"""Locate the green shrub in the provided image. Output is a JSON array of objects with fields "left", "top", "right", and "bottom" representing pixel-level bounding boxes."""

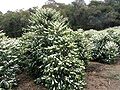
[
  {"left": 102, "top": 41, "right": 119, "bottom": 63},
  {"left": 106, "top": 27, "right": 120, "bottom": 51},
  {"left": 0, "top": 33, "right": 20, "bottom": 89},
  {"left": 20, "top": 8, "right": 86, "bottom": 90},
  {"left": 83, "top": 28, "right": 120, "bottom": 63},
  {"left": 0, "top": 7, "right": 119, "bottom": 90},
  {"left": 38, "top": 51, "right": 85, "bottom": 90},
  {"left": 71, "top": 30, "right": 92, "bottom": 65}
]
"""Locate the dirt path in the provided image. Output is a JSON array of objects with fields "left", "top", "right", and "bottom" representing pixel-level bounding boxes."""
[{"left": 86, "top": 62, "right": 120, "bottom": 90}]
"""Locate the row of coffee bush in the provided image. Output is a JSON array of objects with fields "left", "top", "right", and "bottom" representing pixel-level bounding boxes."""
[
  {"left": 0, "top": 8, "right": 86, "bottom": 90},
  {"left": 71, "top": 27, "right": 120, "bottom": 64},
  {"left": 0, "top": 33, "right": 20, "bottom": 89},
  {"left": 81, "top": 27, "right": 120, "bottom": 63},
  {"left": 19, "top": 8, "right": 86, "bottom": 90},
  {"left": 0, "top": 8, "right": 120, "bottom": 90}
]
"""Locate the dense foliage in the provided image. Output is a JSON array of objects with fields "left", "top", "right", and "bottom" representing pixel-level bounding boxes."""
[
  {"left": 0, "top": 33, "right": 20, "bottom": 89},
  {"left": 20, "top": 8, "right": 86, "bottom": 90},
  {"left": 0, "top": 7, "right": 120, "bottom": 90},
  {"left": 0, "top": 7, "right": 37, "bottom": 38},
  {"left": 1, "top": 10, "right": 30, "bottom": 38},
  {"left": 71, "top": 30, "right": 92, "bottom": 65},
  {"left": 80, "top": 27, "right": 120, "bottom": 63},
  {"left": 43, "top": 0, "right": 120, "bottom": 30},
  {"left": 0, "top": 0, "right": 120, "bottom": 37}
]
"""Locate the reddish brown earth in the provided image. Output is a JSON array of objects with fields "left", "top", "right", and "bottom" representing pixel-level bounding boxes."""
[
  {"left": 14, "top": 61, "right": 120, "bottom": 90},
  {"left": 14, "top": 73, "right": 47, "bottom": 90},
  {"left": 86, "top": 61, "right": 120, "bottom": 90}
]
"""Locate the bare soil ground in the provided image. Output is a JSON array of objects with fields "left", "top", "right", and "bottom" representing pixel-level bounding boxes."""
[
  {"left": 86, "top": 61, "right": 120, "bottom": 90},
  {"left": 14, "top": 73, "right": 47, "bottom": 90}
]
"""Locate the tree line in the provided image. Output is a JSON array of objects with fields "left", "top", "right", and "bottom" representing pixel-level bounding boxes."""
[
  {"left": 0, "top": 0, "right": 120, "bottom": 38},
  {"left": 0, "top": 7, "right": 37, "bottom": 38}
]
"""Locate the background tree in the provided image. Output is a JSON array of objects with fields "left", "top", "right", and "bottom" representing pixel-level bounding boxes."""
[
  {"left": 0, "top": 0, "right": 120, "bottom": 38},
  {"left": 0, "top": 11, "right": 3, "bottom": 30},
  {"left": 105, "top": 0, "right": 120, "bottom": 3},
  {"left": 64, "top": 0, "right": 120, "bottom": 30},
  {"left": 1, "top": 10, "right": 30, "bottom": 38}
]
